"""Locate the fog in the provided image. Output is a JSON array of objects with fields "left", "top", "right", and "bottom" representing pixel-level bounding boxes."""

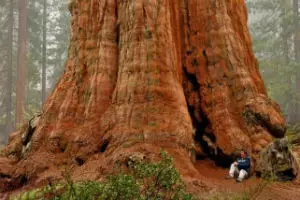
[
  {"left": 0, "top": 0, "right": 299, "bottom": 145},
  {"left": 247, "top": 0, "right": 300, "bottom": 124}
]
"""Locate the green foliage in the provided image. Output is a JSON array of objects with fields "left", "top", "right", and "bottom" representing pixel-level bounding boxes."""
[
  {"left": 128, "top": 151, "right": 192, "bottom": 200},
  {"left": 286, "top": 124, "right": 300, "bottom": 149},
  {"left": 13, "top": 151, "right": 194, "bottom": 200}
]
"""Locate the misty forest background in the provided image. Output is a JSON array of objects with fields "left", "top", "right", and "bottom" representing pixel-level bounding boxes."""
[{"left": 0, "top": 0, "right": 300, "bottom": 144}]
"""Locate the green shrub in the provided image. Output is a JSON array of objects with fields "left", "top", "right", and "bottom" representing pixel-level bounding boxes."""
[{"left": 12, "top": 151, "right": 194, "bottom": 200}]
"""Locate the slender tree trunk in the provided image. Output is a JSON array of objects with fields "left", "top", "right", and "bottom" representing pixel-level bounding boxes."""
[
  {"left": 42, "top": 0, "right": 47, "bottom": 104},
  {"left": 294, "top": 0, "right": 300, "bottom": 122},
  {"left": 281, "top": 0, "right": 290, "bottom": 65},
  {"left": 6, "top": 0, "right": 14, "bottom": 135},
  {"left": 0, "top": 0, "right": 287, "bottom": 191},
  {"left": 281, "top": 0, "right": 294, "bottom": 123},
  {"left": 16, "top": 0, "right": 28, "bottom": 127}
]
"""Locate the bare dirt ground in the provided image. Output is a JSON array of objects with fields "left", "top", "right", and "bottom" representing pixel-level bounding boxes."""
[{"left": 194, "top": 159, "right": 300, "bottom": 200}]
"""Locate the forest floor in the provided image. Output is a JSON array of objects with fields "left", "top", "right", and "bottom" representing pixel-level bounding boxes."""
[
  {"left": 1, "top": 158, "right": 300, "bottom": 200},
  {"left": 194, "top": 159, "right": 300, "bottom": 200}
]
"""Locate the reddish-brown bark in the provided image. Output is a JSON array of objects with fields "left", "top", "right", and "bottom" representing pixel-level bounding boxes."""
[{"left": 0, "top": 0, "right": 287, "bottom": 193}]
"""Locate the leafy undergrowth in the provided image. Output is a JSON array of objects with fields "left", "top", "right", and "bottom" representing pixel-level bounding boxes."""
[
  {"left": 286, "top": 124, "right": 300, "bottom": 162},
  {"left": 12, "top": 151, "right": 194, "bottom": 200},
  {"left": 286, "top": 123, "right": 300, "bottom": 145}
]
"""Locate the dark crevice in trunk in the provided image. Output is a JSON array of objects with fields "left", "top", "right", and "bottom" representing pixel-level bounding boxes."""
[
  {"left": 183, "top": 68, "right": 213, "bottom": 160},
  {"left": 22, "top": 119, "right": 36, "bottom": 146},
  {"left": 183, "top": 67, "right": 234, "bottom": 167},
  {"left": 183, "top": 68, "right": 199, "bottom": 90},
  {"left": 18, "top": 175, "right": 28, "bottom": 187},
  {"left": 2, "top": 175, "right": 29, "bottom": 192},
  {"left": 73, "top": 157, "right": 85, "bottom": 166},
  {"left": 59, "top": 146, "right": 67, "bottom": 153},
  {"left": 99, "top": 139, "right": 110, "bottom": 153},
  {"left": 0, "top": 174, "right": 11, "bottom": 179},
  {"left": 213, "top": 148, "right": 234, "bottom": 168},
  {"left": 276, "top": 169, "right": 296, "bottom": 181},
  {"left": 190, "top": 107, "right": 217, "bottom": 161}
]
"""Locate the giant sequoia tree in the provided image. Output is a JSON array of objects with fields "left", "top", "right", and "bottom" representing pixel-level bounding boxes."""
[{"left": 0, "top": 0, "right": 287, "bottom": 192}]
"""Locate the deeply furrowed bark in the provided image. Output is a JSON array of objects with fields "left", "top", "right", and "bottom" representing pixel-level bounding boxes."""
[
  {"left": 182, "top": 0, "right": 286, "bottom": 164},
  {"left": 0, "top": 0, "right": 286, "bottom": 193}
]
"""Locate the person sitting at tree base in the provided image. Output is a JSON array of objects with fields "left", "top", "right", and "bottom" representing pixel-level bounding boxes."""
[{"left": 226, "top": 150, "right": 251, "bottom": 182}]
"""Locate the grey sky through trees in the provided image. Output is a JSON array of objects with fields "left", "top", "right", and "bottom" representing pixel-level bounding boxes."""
[{"left": 0, "top": 0, "right": 70, "bottom": 144}]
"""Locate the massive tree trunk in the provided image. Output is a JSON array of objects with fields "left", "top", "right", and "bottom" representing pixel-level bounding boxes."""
[
  {"left": 15, "top": 0, "right": 28, "bottom": 127},
  {"left": 1, "top": 0, "right": 286, "bottom": 193}
]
